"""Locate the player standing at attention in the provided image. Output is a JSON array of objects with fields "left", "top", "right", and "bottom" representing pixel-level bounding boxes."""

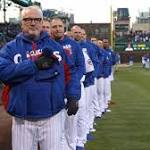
[
  {"left": 0, "top": 6, "right": 81, "bottom": 150},
  {"left": 50, "top": 18, "right": 85, "bottom": 150}
]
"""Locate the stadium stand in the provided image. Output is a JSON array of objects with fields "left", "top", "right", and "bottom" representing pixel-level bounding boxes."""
[{"left": 0, "top": 23, "right": 21, "bottom": 48}]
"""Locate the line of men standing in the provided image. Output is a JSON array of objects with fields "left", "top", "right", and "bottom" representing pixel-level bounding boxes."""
[
  {"left": 42, "top": 17, "right": 117, "bottom": 150},
  {"left": 0, "top": 6, "right": 117, "bottom": 150}
]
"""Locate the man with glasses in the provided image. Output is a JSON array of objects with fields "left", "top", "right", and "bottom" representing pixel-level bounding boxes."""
[{"left": 0, "top": 6, "right": 81, "bottom": 150}]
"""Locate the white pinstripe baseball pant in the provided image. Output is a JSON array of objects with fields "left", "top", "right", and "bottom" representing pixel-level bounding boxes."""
[{"left": 12, "top": 109, "right": 65, "bottom": 150}]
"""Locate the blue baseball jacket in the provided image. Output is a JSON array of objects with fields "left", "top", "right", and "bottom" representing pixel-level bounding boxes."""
[
  {"left": 55, "top": 35, "right": 85, "bottom": 81},
  {"left": 0, "top": 32, "right": 81, "bottom": 119},
  {"left": 103, "top": 48, "right": 116, "bottom": 78},
  {"left": 79, "top": 41, "right": 96, "bottom": 87},
  {"left": 86, "top": 40, "right": 101, "bottom": 78}
]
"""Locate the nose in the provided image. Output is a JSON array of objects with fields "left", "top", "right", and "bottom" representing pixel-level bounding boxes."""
[{"left": 31, "top": 21, "right": 36, "bottom": 25}]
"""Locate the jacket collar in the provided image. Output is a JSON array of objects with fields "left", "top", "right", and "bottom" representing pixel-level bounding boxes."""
[{"left": 16, "top": 31, "right": 49, "bottom": 43}]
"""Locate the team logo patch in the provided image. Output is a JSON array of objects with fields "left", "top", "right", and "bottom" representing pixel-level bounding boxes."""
[
  {"left": 26, "top": 49, "right": 42, "bottom": 60},
  {"left": 63, "top": 44, "right": 72, "bottom": 56}
]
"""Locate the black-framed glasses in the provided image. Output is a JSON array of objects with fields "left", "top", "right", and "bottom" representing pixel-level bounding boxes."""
[{"left": 22, "top": 18, "right": 42, "bottom": 23}]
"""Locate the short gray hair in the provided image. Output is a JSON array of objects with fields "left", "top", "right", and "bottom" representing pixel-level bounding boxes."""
[{"left": 21, "top": 5, "right": 43, "bottom": 20}]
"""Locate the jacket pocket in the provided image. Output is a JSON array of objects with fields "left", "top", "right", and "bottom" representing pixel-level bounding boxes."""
[{"left": 26, "top": 85, "right": 52, "bottom": 117}]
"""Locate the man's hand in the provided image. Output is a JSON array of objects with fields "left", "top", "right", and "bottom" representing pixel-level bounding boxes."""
[
  {"left": 35, "top": 55, "right": 55, "bottom": 70},
  {"left": 66, "top": 99, "right": 79, "bottom": 116}
]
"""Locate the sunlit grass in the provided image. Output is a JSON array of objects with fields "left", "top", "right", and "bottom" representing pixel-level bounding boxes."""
[{"left": 86, "top": 64, "right": 150, "bottom": 150}]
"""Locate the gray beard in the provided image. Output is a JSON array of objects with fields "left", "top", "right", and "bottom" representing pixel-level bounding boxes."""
[{"left": 23, "top": 32, "right": 40, "bottom": 41}]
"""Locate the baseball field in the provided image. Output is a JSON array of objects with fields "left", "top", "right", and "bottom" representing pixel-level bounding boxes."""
[
  {"left": 86, "top": 63, "right": 150, "bottom": 150},
  {"left": 0, "top": 63, "right": 150, "bottom": 150}
]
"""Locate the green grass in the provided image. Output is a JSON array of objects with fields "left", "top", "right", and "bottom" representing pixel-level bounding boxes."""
[{"left": 86, "top": 64, "right": 150, "bottom": 150}]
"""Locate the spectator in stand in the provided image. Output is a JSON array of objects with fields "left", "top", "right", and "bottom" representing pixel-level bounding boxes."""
[
  {"left": 0, "top": 23, "right": 21, "bottom": 43},
  {"left": 130, "top": 30, "right": 150, "bottom": 43},
  {"left": 0, "top": 34, "right": 6, "bottom": 49}
]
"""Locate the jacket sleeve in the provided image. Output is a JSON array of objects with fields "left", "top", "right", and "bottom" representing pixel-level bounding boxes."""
[
  {"left": 63, "top": 50, "right": 81, "bottom": 101},
  {"left": 74, "top": 43, "right": 85, "bottom": 80},
  {"left": 45, "top": 40, "right": 81, "bottom": 101},
  {"left": 111, "top": 51, "right": 117, "bottom": 65},
  {"left": 87, "top": 44, "right": 99, "bottom": 77},
  {"left": 0, "top": 45, "right": 38, "bottom": 84}
]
